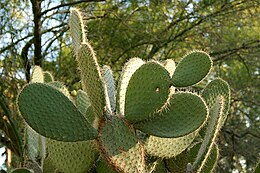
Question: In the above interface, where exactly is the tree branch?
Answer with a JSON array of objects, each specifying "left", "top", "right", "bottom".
[
  {"left": 42, "top": 26, "right": 69, "bottom": 57},
  {"left": 211, "top": 40, "right": 260, "bottom": 62},
  {"left": 41, "top": 0, "right": 106, "bottom": 16},
  {"left": 0, "top": 23, "right": 66, "bottom": 55},
  {"left": 146, "top": 18, "right": 204, "bottom": 59},
  {"left": 31, "top": 0, "right": 42, "bottom": 66},
  {"left": 21, "top": 38, "right": 34, "bottom": 82},
  {"left": 0, "top": 35, "right": 33, "bottom": 54}
]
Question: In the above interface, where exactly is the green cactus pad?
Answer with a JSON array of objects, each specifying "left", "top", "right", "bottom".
[
  {"left": 43, "top": 71, "right": 54, "bottom": 82},
  {"left": 111, "top": 143, "right": 145, "bottom": 173},
  {"left": 77, "top": 43, "right": 105, "bottom": 118},
  {"left": 185, "top": 144, "right": 219, "bottom": 173},
  {"left": 75, "top": 90, "right": 91, "bottom": 115},
  {"left": 152, "top": 160, "right": 167, "bottom": 173},
  {"left": 117, "top": 57, "right": 145, "bottom": 115},
  {"left": 99, "top": 118, "right": 137, "bottom": 156},
  {"left": 43, "top": 157, "right": 56, "bottom": 173},
  {"left": 197, "top": 144, "right": 219, "bottom": 173},
  {"left": 134, "top": 92, "right": 208, "bottom": 138},
  {"left": 125, "top": 62, "right": 171, "bottom": 123},
  {"left": 44, "top": 139, "right": 98, "bottom": 173},
  {"left": 98, "top": 117, "right": 145, "bottom": 172},
  {"left": 11, "top": 168, "right": 34, "bottom": 173},
  {"left": 199, "top": 79, "right": 230, "bottom": 154},
  {"left": 102, "top": 65, "right": 116, "bottom": 114},
  {"left": 165, "top": 143, "right": 201, "bottom": 173},
  {"left": 172, "top": 51, "right": 212, "bottom": 87},
  {"left": 31, "top": 66, "right": 44, "bottom": 83},
  {"left": 146, "top": 159, "right": 167, "bottom": 173},
  {"left": 18, "top": 83, "right": 97, "bottom": 141},
  {"left": 75, "top": 90, "right": 97, "bottom": 127},
  {"left": 24, "top": 126, "right": 42, "bottom": 162},
  {"left": 95, "top": 159, "right": 116, "bottom": 173},
  {"left": 202, "top": 78, "right": 230, "bottom": 118},
  {"left": 47, "top": 81, "right": 71, "bottom": 97},
  {"left": 188, "top": 96, "right": 224, "bottom": 172},
  {"left": 145, "top": 131, "right": 198, "bottom": 158},
  {"left": 69, "top": 8, "right": 86, "bottom": 52}
]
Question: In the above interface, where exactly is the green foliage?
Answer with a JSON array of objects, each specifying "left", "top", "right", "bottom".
[{"left": 14, "top": 8, "right": 232, "bottom": 173}]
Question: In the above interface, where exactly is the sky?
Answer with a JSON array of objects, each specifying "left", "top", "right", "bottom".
[{"left": 0, "top": 147, "right": 6, "bottom": 170}]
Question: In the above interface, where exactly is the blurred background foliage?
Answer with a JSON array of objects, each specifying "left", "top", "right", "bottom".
[{"left": 0, "top": 0, "right": 259, "bottom": 172}]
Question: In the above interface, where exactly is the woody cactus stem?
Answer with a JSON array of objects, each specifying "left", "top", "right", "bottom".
[{"left": 15, "top": 8, "right": 231, "bottom": 173}]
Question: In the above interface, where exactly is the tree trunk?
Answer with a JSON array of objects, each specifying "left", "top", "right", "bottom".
[{"left": 31, "top": 0, "right": 42, "bottom": 66}]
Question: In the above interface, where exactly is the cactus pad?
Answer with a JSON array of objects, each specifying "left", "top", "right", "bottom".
[
  {"left": 18, "top": 83, "right": 97, "bottom": 141},
  {"left": 11, "top": 168, "right": 34, "bottom": 173},
  {"left": 76, "top": 43, "right": 105, "bottom": 118},
  {"left": 117, "top": 57, "right": 145, "bottom": 115},
  {"left": 75, "top": 90, "right": 97, "bottom": 128},
  {"left": 197, "top": 144, "right": 219, "bottom": 173},
  {"left": 98, "top": 117, "right": 145, "bottom": 172},
  {"left": 145, "top": 131, "right": 198, "bottom": 158},
  {"left": 48, "top": 81, "right": 71, "bottom": 97},
  {"left": 44, "top": 139, "right": 98, "bottom": 173},
  {"left": 95, "top": 159, "right": 116, "bottom": 173},
  {"left": 24, "top": 126, "right": 43, "bottom": 162},
  {"left": 188, "top": 96, "right": 224, "bottom": 172},
  {"left": 102, "top": 65, "right": 116, "bottom": 114},
  {"left": 69, "top": 8, "right": 86, "bottom": 52},
  {"left": 134, "top": 92, "right": 208, "bottom": 138},
  {"left": 202, "top": 78, "right": 230, "bottom": 117},
  {"left": 31, "top": 66, "right": 44, "bottom": 83},
  {"left": 147, "top": 159, "right": 167, "bottom": 173},
  {"left": 125, "top": 62, "right": 171, "bottom": 123},
  {"left": 75, "top": 90, "right": 91, "bottom": 115},
  {"left": 172, "top": 51, "right": 212, "bottom": 87},
  {"left": 43, "top": 71, "right": 54, "bottom": 82}
]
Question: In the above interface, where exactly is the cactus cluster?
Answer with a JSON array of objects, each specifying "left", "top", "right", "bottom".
[{"left": 14, "top": 8, "right": 231, "bottom": 173}]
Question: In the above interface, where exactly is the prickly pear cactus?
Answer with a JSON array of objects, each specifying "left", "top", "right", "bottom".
[{"left": 15, "top": 8, "right": 231, "bottom": 173}]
